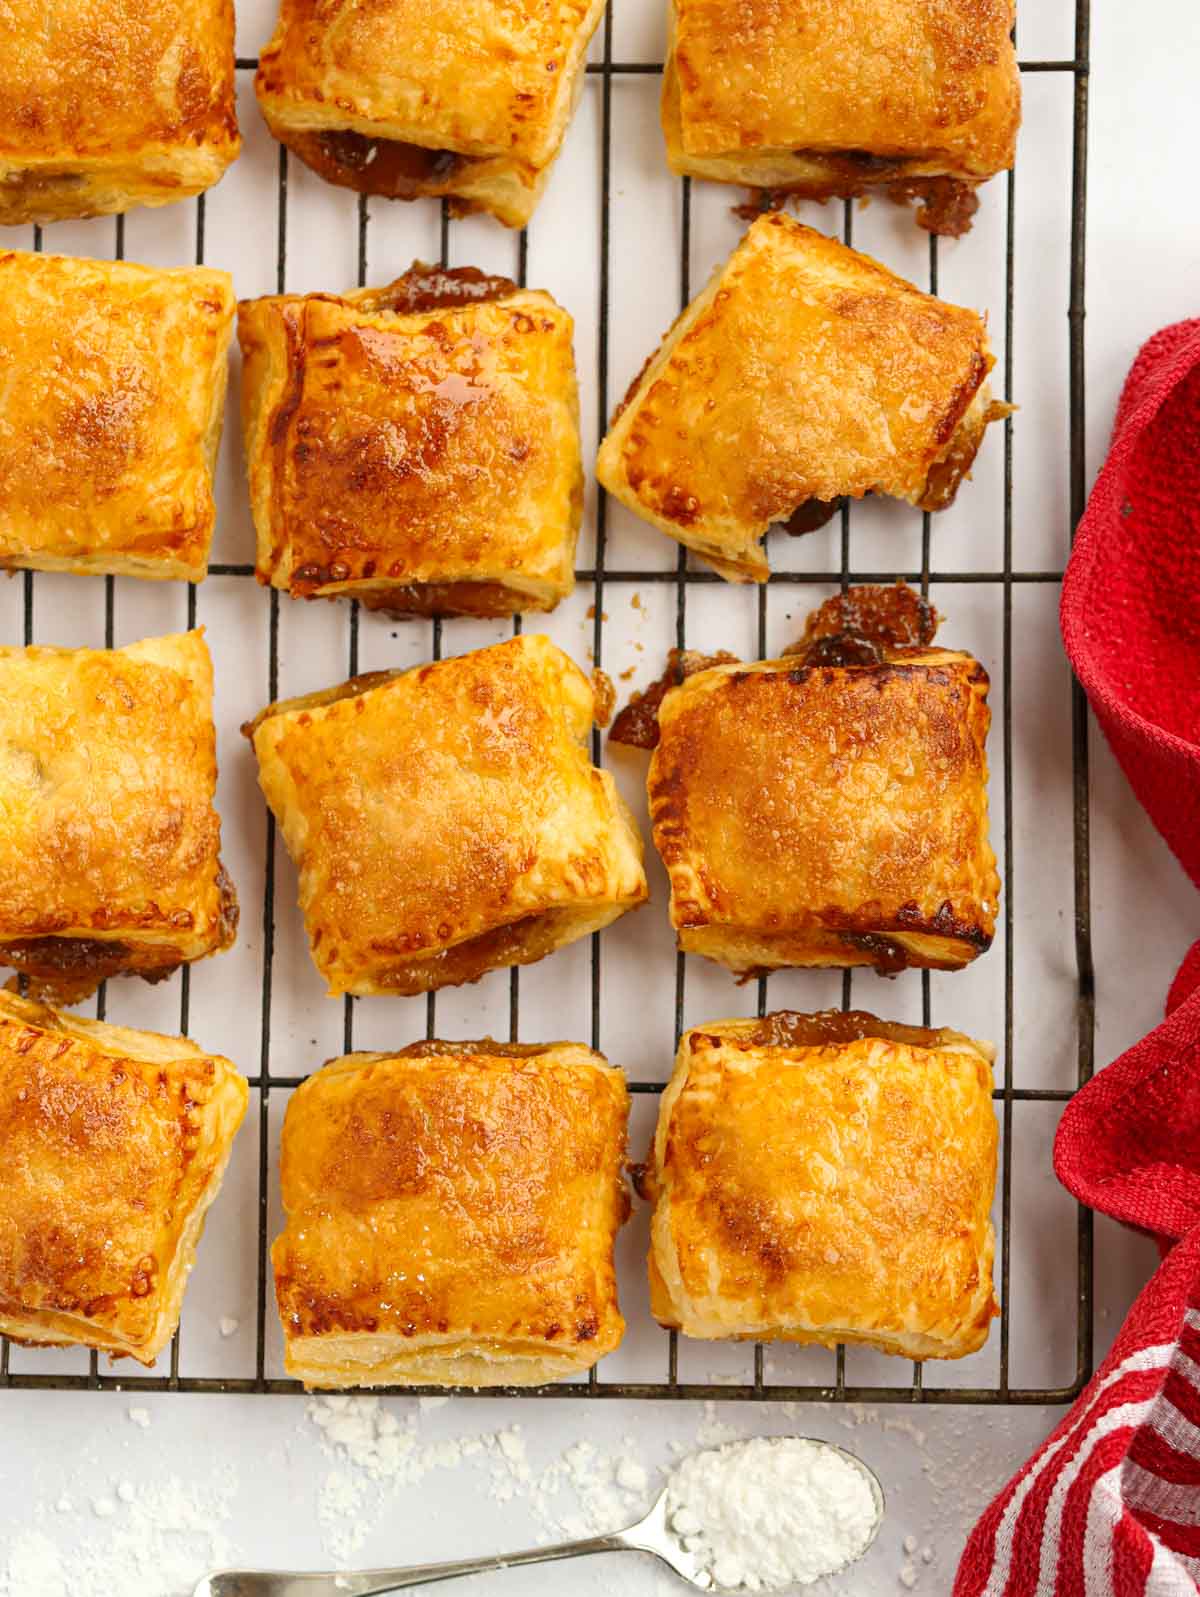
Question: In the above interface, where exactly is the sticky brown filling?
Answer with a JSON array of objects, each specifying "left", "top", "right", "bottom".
[
  {"left": 734, "top": 169, "right": 980, "bottom": 238},
  {"left": 783, "top": 497, "right": 846, "bottom": 536},
  {"left": 609, "top": 648, "right": 739, "bottom": 750},
  {"left": 0, "top": 936, "right": 182, "bottom": 1004},
  {"left": 377, "top": 263, "right": 519, "bottom": 316},
  {"left": 355, "top": 581, "right": 532, "bottom": 620},
  {"left": 373, "top": 910, "right": 577, "bottom": 995},
  {"left": 395, "top": 1039, "right": 557, "bottom": 1059},
  {"left": 744, "top": 1008, "right": 954, "bottom": 1050},
  {"left": 783, "top": 583, "right": 939, "bottom": 667},
  {"left": 282, "top": 129, "right": 474, "bottom": 200}
]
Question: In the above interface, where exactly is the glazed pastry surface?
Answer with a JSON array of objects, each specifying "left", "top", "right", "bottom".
[
  {"left": 644, "top": 1013, "right": 999, "bottom": 1359},
  {"left": 274, "top": 1042, "right": 630, "bottom": 1387},
  {"left": 247, "top": 635, "right": 647, "bottom": 996},
  {"left": 646, "top": 647, "right": 999, "bottom": 974},
  {"left": 239, "top": 266, "right": 581, "bottom": 616},
  {"left": 255, "top": 0, "right": 605, "bottom": 226},
  {"left": 0, "top": 629, "right": 238, "bottom": 1001},
  {"left": 0, "top": 0, "right": 239, "bottom": 224},
  {"left": 662, "top": 0, "right": 1019, "bottom": 227},
  {"left": 0, "top": 251, "right": 235, "bottom": 581},
  {"left": 596, "top": 214, "right": 1001, "bottom": 580},
  {"left": 0, "top": 992, "right": 247, "bottom": 1365}
]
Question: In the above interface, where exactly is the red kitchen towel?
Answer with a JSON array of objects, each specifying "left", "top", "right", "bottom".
[{"left": 955, "top": 318, "right": 1200, "bottom": 1596}]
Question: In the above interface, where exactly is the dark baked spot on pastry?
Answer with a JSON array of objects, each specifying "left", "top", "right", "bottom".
[
  {"left": 294, "top": 579, "right": 533, "bottom": 619},
  {"left": 174, "top": 46, "right": 213, "bottom": 127}
]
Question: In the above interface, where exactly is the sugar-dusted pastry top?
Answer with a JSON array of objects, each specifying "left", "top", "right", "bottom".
[
  {"left": 0, "top": 251, "right": 235, "bottom": 581},
  {"left": 643, "top": 1013, "right": 999, "bottom": 1359},
  {"left": 0, "top": 991, "right": 247, "bottom": 1365},
  {"left": 0, "top": 0, "right": 239, "bottom": 224},
  {"left": 274, "top": 1042, "right": 630, "bottom": 1387},
  {"left": 597, "top": 214, "right": 1003, "bottom": 580},
  {"left": 239, "top": 264, "right": 582, "bottom": 616},
  {"left": 246, "top": 635, "right": 647, "bottom": 996},
  {"left": 646, "top": 641, "right": 998, "bottom": 974},
  {"left": 665, "top": 0, "right": 1019, "bottom": 174},
  {"left": 255, "top": 0, "right": 605, "bottom": 226},
  {"left": 0, "top": 629, "right": 238, "bottom": 1001}
]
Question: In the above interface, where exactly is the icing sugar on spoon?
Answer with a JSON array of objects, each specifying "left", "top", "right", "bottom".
[{"left": 195, "top": 1435, "right": 885, "bottom": 1595}]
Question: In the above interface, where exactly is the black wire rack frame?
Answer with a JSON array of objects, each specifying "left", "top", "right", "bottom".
[{"left": 0, "top": 0, "right": 1094, "bottom": 1407}]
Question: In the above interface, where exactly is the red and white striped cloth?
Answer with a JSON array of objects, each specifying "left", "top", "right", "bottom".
[{"left": 956, "top": 319, "right": 1200, "bottom": 1593}]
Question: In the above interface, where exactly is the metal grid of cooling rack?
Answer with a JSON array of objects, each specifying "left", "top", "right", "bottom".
[{"left": 0, "top": 0, "right": 1093, "bottom": 1406}]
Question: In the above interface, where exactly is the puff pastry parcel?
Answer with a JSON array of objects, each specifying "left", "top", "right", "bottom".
[
  {"left": 255, "top": 0, "right": 604, "bottom": 227},
  {"left": 663, "top": 0, "right": 1020, "bottom": 235},
  {"left": 642, "top": 1011, "right": 999, "bottom": 1360},
  {"left": 0, "top": 630, "right": 238, "bottom": 1002},
  {"left": 239, "top": 264, "right": 582, "bottom": 617},
  {"left": 274, "top": 1041, "right": 629, "bottom": 1388},
  {"left": 647, "top": 645, "right": 998, "bottom": 976},
  {"left": 247, "top": 635, "right": 647, "bottom": 996},
  {"left": 0, "top": 991, "right": 247, "bottom": 1365},
  {"left": 0, "top": 0, "right": 239, "bottom": 226},
  {"left": 597, "top": 214, "right": 1004, "bottom": 581},
  {"left": 0, "top": 251, "right": 235, "bottom": 582}
]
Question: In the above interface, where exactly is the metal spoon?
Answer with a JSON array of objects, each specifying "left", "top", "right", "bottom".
[{"left": 193, "top": 1438, "right": 884, "bottom": 1597}]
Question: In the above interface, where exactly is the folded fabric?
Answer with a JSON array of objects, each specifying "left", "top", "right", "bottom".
[{"left": 956, "top": 319, "right": 1200, "bottom": 1595}]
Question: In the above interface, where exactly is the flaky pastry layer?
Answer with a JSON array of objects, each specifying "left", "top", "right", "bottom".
[
  {"left": 644, "top": 1013, "right": 999, "bottom": 1359},
  {"left": 274, "top": 1043, "right": 629, "bottom": 1388},
  {"left": 0, "top": 992, "right": 247, "bottom": 1364},
  {"left": 597, "top": 214, "right": 1002, "bottom": 580}
]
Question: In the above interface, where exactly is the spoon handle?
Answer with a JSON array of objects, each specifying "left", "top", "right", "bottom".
[{"left": 197, "top": 1531, "right": 634, "bottom": 1596}]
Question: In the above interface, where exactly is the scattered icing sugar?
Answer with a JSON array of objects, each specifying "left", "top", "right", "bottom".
[
  {"left": 665, "top": 1438, "right": 879, "bottom": 1592},
  {"left": 1, "top": 1474, "right": 236, "bottom": 1597}
]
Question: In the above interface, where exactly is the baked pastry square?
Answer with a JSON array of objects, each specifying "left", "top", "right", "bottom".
[
  {"left": 0, "top": 251, "right": 235, "bottom": 582},
  {"left": 247, "top": 635, "right": 647, "bottom": 996},
  {"left": 274, "top": 1041, "right": 630, "bottom": 1388},
  {"left": 239, "top": 264, "right": 582, "bottom": 617},
  {"left": 0, "top": 0, "right": 239, "bottom": 226},
  {"left": 642, "top": 1011, "right": 998, "bottom": 1359},
  {"left": 0, "top": 991, "right": 248, "bottom": 1365},
  {"left": 597, "top": 214, "right": 1004, "bottom": 581},
  {"left": 254, "top": 0, "right": 604, "bottom": 227},
  {"left": 663, "top": 0, "right": 1020, "bottom": 236},
  {"left": 647, "top": 646, "right": 998, "bottom": 975},
  {"left": 0, "top": 629, "right": 238, "bottom": 1002}
]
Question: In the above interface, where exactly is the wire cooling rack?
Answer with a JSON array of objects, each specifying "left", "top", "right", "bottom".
[{"left": 0, "top": 0, "right": 1093, "bottom": 1407}]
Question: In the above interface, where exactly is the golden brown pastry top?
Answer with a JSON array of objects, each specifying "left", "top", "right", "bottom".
[
  {"left": 671, "top": 0, "right": 1019, "bottom": 174},
  {"left": 598, "top": 215, "right": 994, "bottom": 575},
  {"left": 647, "top": 1016, "right": 998, "bottom": 1355},
  {"left": 256, "top": 0, "right": 596, "bottom": 164},
  {"left": 247, "top": 635, "right": 647, "bottom": 994},
  {"left": 238, "top": 273, "right": 581, "bottom": 598},
  {"left": 0, "top": 0, "right": 238, "bottom": 163},
  {"left": 0, "top": 991, "right": 248, "bottom": 1359},
  {"left": 0, "top": 630, "right": 231, "bottom": 947},
  {"left": 648, "top": 648, "right": 998, "bottom": 947},
  {"left": 0, "top": 252, "right": 235, "bottom": 579},
  {"left": 274, "top": 1044, "right": 629, "bottom": 1352}
]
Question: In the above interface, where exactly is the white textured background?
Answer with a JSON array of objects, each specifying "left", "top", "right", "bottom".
[{"left": 1, "top": 0, "right": 1198, "bottom": 1591}]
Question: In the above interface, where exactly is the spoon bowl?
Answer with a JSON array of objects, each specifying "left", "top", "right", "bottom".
[{"left": 194, "top": 1436, "right": 885, "bottom": 1597}]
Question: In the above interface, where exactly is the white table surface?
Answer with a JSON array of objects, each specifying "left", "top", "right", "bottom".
[{"left": 2, "top": 1, "right": 1199, "bottom": 1592}]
